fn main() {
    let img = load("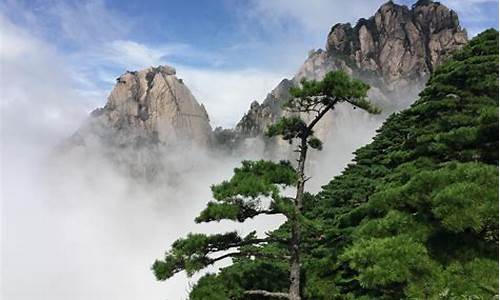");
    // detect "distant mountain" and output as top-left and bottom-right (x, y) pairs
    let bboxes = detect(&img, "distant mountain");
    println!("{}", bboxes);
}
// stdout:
(69, 65), (212, 149)
(62, 66), (213, 180)
(235, 0), (467, 141)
